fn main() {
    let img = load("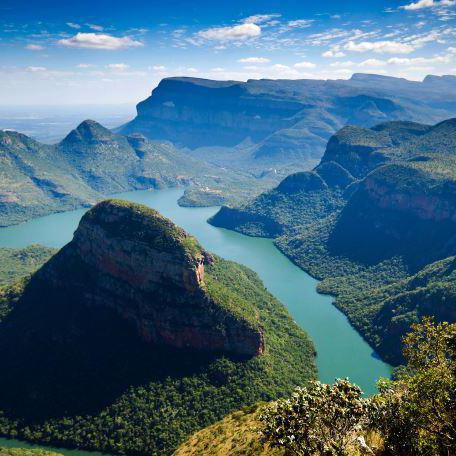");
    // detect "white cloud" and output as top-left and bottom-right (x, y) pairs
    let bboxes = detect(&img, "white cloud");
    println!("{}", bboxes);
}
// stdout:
(294, 60), (316, 69)
(106, 63), (129, 71)
(387, 55), (452, 65)
(238, 57), (270, 63)
(87, 24), (104, 31)
(344, 40), (415, 54)
(448, 47), (456, 52)
(287, 19), (313, 28)
(401, 0), (435, 10)
(359, 58), (387, 67)
(66, 22), (80, 29)
(152, 65), (167, 71)
(58, 33), (143, 50)
(26, 66), (47, 72)
(25, 44), (44, 51)
(400, 0), (455, 10)
(322, 50), (346, 58)
(197, 23), (261, 41)
(76, 63), (95, 68)
(242, 14), (280, 24)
